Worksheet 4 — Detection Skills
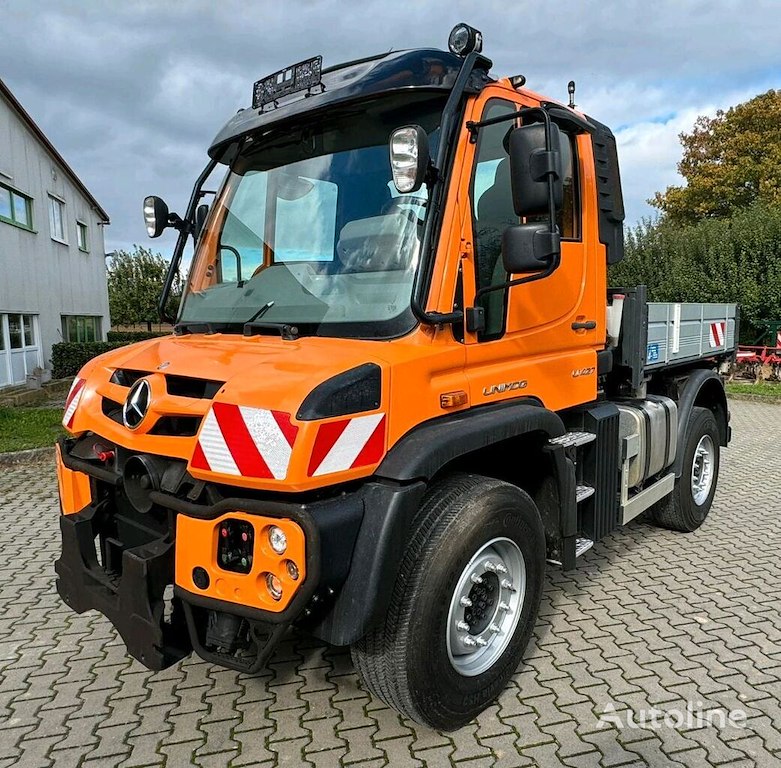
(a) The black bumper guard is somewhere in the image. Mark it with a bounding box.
[55,502,191,670]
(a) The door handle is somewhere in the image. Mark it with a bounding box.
[572,320,597,331]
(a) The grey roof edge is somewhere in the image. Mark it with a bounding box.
[0,77,110,224]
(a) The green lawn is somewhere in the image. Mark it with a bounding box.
[726,380,781,400]
[0,407,65,453]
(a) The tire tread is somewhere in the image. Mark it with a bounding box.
[351,473,525,724]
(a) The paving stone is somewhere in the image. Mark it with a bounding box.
[0,401,780,767]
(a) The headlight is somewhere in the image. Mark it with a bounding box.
[266,573,283,601]
[389,125,429,194]
[143,195,169,238]
[268,525,287,555]
[448,23,483,56]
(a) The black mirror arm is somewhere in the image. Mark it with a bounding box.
[158,156,220,324]
[410,49,493,327]
[167,212,190,233]
[473,257,558,304]
[466,104,593,142]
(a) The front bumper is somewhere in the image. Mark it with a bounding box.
[54,437,363,673]
[56,503,189,670]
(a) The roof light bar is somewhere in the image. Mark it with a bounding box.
[252,55,323,109]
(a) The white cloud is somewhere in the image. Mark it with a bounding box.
[1,0,779,253]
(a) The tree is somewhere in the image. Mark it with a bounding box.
[610,203,781,342]
[653,89,781,223]
[107,246,181,330]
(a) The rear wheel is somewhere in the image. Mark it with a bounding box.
[351,473,545,730]
[651,406,720,532]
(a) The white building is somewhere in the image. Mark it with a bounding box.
[0,77,110,387]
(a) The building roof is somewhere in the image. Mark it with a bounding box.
[0,78,110,223]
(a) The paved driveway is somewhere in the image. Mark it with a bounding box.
[1,400,779,767]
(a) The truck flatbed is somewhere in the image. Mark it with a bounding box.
[646,302,738,368]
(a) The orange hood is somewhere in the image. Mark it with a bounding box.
[67,333,394,492]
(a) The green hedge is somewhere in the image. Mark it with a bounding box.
[52,342,127,379]
[610,202,781,343]
[106,330,168,342]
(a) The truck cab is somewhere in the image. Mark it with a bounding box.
[55,25,735,731]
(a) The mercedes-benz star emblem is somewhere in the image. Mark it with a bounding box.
[122,379,151,429]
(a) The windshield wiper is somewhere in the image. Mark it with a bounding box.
[244,301,275,324]
[242,301,301,339]
[243,321,300,340]
[174,321,231,335]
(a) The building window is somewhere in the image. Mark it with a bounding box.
[8,314,23,348]
[49,195,66,242]
[76,221,89,252]
[62,315,101,342]
[0,183,33,230]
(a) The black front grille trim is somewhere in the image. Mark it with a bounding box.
[149,416,203,437]
[101,397,123,424]
[165,375,223,399]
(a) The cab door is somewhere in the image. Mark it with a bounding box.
[460,86,604,413]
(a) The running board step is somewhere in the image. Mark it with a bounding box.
[547,537,594,566]
[576,484,595,503]
[549,431,597,448]
[575,537,594,557]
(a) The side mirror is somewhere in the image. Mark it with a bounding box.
[194,203,210,239]
[389,125,429,194]
[143,195,169,238]
[508,122,563,217]
[502,223,560,274]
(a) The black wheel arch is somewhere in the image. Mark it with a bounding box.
[310,399,573,646]
[671,368,729,480]
[376,398,575,551]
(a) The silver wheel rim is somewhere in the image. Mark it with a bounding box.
[446,537,526,677]
[691,434,715,505]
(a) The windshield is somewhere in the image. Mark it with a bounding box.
[179,92,446,339]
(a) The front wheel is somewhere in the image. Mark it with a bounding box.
[351,473,545,731]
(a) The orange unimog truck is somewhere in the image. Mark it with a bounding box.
[55,25,737,730]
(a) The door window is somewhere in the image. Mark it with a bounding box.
[470,99,518,339]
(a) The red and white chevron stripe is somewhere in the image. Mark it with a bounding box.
[62,378,86,429]
[308,413,386,477]
[709,321,726,348]
[191,402,298,480]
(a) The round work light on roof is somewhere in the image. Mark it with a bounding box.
[448,23,483,56]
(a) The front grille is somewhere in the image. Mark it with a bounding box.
[110,369,147,387]
[149,416,202,437]
[111,369,223,400]
[102,397,123,424]
[165,375,223,400]
[104,369,219,435]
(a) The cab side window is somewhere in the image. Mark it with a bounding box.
[470,100,517,339]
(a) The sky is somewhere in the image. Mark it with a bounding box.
[2,0,781,258]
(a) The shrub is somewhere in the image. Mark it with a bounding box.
[107,330,168,343]
[610,202,781,343]
[52,342,127,379]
